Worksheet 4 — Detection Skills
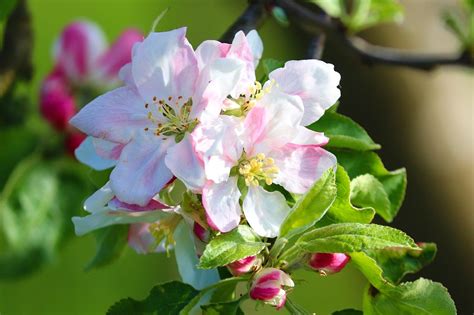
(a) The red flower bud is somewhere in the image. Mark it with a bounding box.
[249,268,294,310]
[40,72,76,131]
[309,253,350,275]
[65,132,86,156]
[193,222,210,243]
[227,255,261,276]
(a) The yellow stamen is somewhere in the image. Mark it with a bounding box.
[239,153,279,187]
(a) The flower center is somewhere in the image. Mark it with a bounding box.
[223,81,273,117]
[239,153,279,187]
[144,96,199,142]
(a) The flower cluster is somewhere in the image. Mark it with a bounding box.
[70,27,346,309]
[40,21,143,154]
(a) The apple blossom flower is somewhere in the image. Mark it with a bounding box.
[249,268,294,310]
[184,88,336,237]
[71,27,246,206]
[308,253,350,275]
[227,255,261,276]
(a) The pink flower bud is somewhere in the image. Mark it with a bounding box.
[249,268,294,310]
[97,29,143,80]
[309,253,350,275]
[227,255,261,276]
[65,132,86,156]
[54,20,107,83]
[193,222,210,243]
[40,72,76,131]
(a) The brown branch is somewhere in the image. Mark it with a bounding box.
[274,0,473,70]
[0,0,34,95]
[220,0,268,43]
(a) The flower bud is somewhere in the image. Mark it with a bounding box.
[308,253,350,275]
[97,29,143,80]
[193,221,210,243]
[54,20,107,83]
[40,72,76,131]
[249,268,294,310]
[227,255,261,276]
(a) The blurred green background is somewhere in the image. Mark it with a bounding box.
[0,0,472,314]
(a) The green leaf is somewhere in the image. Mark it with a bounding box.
[347,0,404,32]
[296,223,418,254]
[363,278,457,315]
[262,58,284,76]
[308,111,380,151]
[201,298,245,315]
[0,0,18,21]
[350,252,392,290]
[333,309,363,315]
[316,166,375,227]
[107,281,199,315]
[285,297,312,315]
[350,174,392,222]
[198,225,265,269]
[363,242,437,284]
[279,168,337,238]
[332,150,407,222]
[85,225,128,271]
[0,157,92,278]
[308,0,344,17]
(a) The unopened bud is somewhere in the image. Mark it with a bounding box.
[249,268,294,310]
[40,72,76,131]
[227,255,261,276]
[309,253,350,275]
[193,221,210,243]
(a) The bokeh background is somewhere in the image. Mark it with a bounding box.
[0,0,472,314]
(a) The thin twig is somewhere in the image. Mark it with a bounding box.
[220,0,268,43]
[274,0,473,70]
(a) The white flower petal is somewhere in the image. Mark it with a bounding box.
[243,186,290,237]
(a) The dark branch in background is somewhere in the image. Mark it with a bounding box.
[274,0,473,70]
[304,11,328,60]
[221,0,473,70]
[0,0,33,96]
[220,0,268,43]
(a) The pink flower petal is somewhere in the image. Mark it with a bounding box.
[269,59,341,125]
[131,27,199,103]
[272,144,337,194]
[202,178,242,233]
[70,86,150,144]
[110,135,174,206]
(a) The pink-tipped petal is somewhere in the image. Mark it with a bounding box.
[269,59,341,126]
[250,268,294,309]
[131,27,199,103]
[227,255,259,276]
[110,136,174,206]
[54,20,107,83]
[272,144,337,194]
[202,178,242,233]
[97,29,143,80]
[243,91,304,156]
[108,197,168,212]
[242,186,290,237]
[69,86,150,144]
